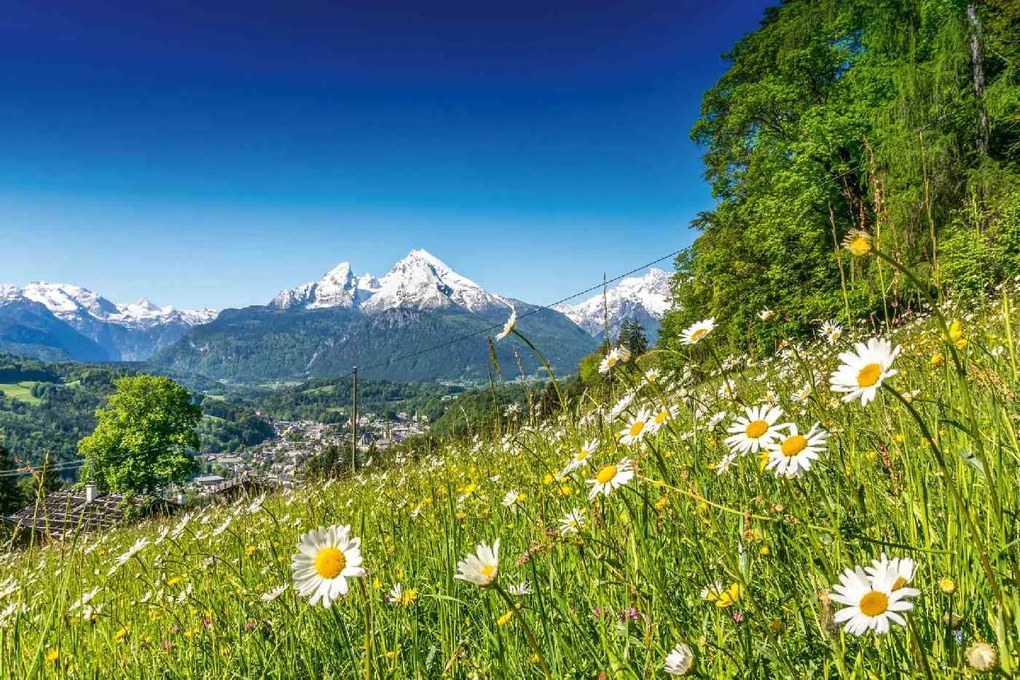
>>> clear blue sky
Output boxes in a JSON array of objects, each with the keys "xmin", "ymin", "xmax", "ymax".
[{"xmin": 0, "ymin": 0, "xmax": 773, "ymax": 310}]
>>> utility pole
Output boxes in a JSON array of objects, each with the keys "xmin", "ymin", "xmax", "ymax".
[{"xmin": 351, "ymin": 366, "xmax": 359, "ymax": 473}]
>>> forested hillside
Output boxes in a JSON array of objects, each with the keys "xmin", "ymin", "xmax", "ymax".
[{"xmin": 660, "ymin": 0, "xmax": 1020, "ymax": 355}]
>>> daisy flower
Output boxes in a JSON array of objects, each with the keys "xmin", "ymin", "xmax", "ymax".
[
  {"xmin": 819, "ymin": 320, "xmax": 843, "ymax": 345},
  {"xmin": 507, "ymin": 582, "xmax": 532, "ymax": 596},
  {"xmin": 866, "ymin": 553, "xmax": 916, "ymax": 591},
  {"xmin": 647, "ymin": 405, "xmax": 679, "ymax": 435},
  {"xmin": 599, "ymin": 348, "xmax": 622, "ymax": 374},
  {"xmin": 715, "ymin": 452, "xmax": 738, "ymax": 475},
  {"xmin": 680, "ymin": 318, "xmax": 716, "ymax": 345},
  {"xmin": 724, "ymin": 405, "xmax": 787, "ymax": 455},
  {"xmin": 718, "ymin": 379, "xmax": 737, "ymax": 399},
  {"xmin": 558, "ymin": 509, "xmax": 585, "ymax": 535},
  {"xmin": 455, "ymin": 539, "xmax": 500, "ymax": 587},
  {"xmin": 830, "ymin": 561, "xmax": 919, "ymax": 635},
  {"xmin": 587, "ymin": 459, "xmax": 635, "ymax": 499},
  {"xmin": 764, "ymin": 422, "xmax": 828, "ymax": 477},
  {"xmin": 757, "ymin": 309, "xmax": 775, "ymax": 321},
  {"xmin": 495, "ymin": 307, "xmax": 516, "ymax": 341},
  {"xmin": 829, "ymin": 338, "xmax": 901, "ymax": 405},
  {"xmin": 619, "ymin": 408, "xmax": 652, "ymax": 445},
  {"xmin": 644, "ymin": 368, "xmax": 660, "ymax": 383},
  {"xmin": 663, "ymin": 642, "xmax": 695, "ymax": 676},
  {"xmin": 502, "ymin": 490, "xmax": 523, "ymax": 508},
  {"xmin": 291, "ymin": 525, "xmax": 366, "ymax": 607},
  {"xmin": 563, "ymin": 439, "xmax": 598, "ymax": 474}
]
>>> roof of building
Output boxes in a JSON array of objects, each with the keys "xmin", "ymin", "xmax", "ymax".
[{"xmin": 4, "ymin": 490, "xmax": 176, "ymax": 540}]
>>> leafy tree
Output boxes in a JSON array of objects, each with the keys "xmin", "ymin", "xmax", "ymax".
[
  {"xmin": 79, "ymin": 375, "xmax": 201, "ymax": 494},
  {"xmin": 15, "ymin": 454, "xmax": 62, "ymax": 506},
  {"xmin": 0, "ymin": 443, "xmax": 24, "ymax": 514}
]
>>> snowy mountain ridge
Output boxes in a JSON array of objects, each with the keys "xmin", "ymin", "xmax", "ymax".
[{"xmin": 554, "ymin": 268, "xmax": 672, "ymax": 340}]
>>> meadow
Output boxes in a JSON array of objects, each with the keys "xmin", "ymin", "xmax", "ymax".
[
  {"xmin": 0, "ymin": 382, "xmax": 41, "ymax": 406},
  {"xmin": 2, "ymin": 260, "xmax": 1019, "ymax": 677}
]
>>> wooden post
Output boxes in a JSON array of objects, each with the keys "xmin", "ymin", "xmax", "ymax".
[{"xmin": 351, "ymin": 366, "xmax": 359, "ymax": 473}]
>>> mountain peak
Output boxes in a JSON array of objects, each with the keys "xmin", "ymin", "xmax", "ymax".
[{"xmin": 554, "ymin": 267, "xmax": 672, "ymax": 340}]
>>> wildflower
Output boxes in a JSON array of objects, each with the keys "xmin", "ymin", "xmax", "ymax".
[
  {"xmin": 647, "ymin": 405, "xmax": 678, "ymax": 434},
  {"xmin": 680, "ymin": 318, "xmax": 715, "ymax": 345},
  {"xmin": 587, "ymin": 459, "xmax": 635, "ymax": 499},
  {"xmin": 725, "ymin": 405, "xmax": 787, "ymax": 455},
  {"xmin": 455, "ymin": 539, "xmax": 499, "ymax": 587},
  {"xmin": 948, "ymin": 320, "xmax": 967, "ymax": 349},
  {"xmin": 619, "ymin": 408, "xmax": 652, "ymax": 445},
  {"xmin": 501, "ymin": 491, "xmax": 523, "ymax": 509},
  {"xmin": 701, "ymin": 582, "xmax": 740, "ymax": 608},
  {"xmin": 717, "ymin": 379, "xmax": 737, "ymax": 399},
  {"xmin": 791, "ymin": 382, "xmax": 812, "ymax": 403},
  {"xmin": 110, "ymin": 537, "xmax": 150, "ymax": 574},
  {"xmin": 599, "ymin": 348, "xmax": 622, "ymax": 374},
  {"xmin": 608, "ymin": 392, "xmax": 635, "ymax": 420},
  {"xmin": 507, "ymin": 582, "xmax": 532, "ymax": 596},
  {"xmin": 644, "ymin": 368, "xmax": 660, "ymax": 383},
  {"xmin": 930, "ymin": 352, "xmax": 945, "ymax": 367},
  {"xmin": 558, "ymin": 509, "xmax": 585, "ymax": 535},
  {"xmin": 757, "ymin": 309, "xmax": 775, "ymax": 322},
  {"xmin": 260, "ymin": 585, "xmax": 288, "ymax": 602},
  {"xmin": 563, "ymin": 439, "xmax": 598, "ymax": 474},
  {"xmin": 495, "ymin": 307, "xmax": 516, "ymax": 341},
  {"xmin": 291, "ymin": 525, "xmax": 367, "ymax": 607},
  {"xmin": 46, "ymin": 649, "xmax": 59, "ymax": 664},
  {"xmin": 764, "ymin": 423, "xmax": 828, "ymax": 478},
  {"xmin": 965, "ymin": 642, "xmax": 998, "ymax": 673},
  {"xmin": 715, "ymin": 453, "xmax": 738, "ymax": 475},
  {"xmin": 939, "ymin": 577, "xmax": 957, "ymax": 595},
  {"xmin": 866, "ymin": 553, "xmax": 916, "ymax": 591},
  {"xmin": 829, "ymin": 338, "xmax": 901, "ymax": 405},
  {"xmin": 496, "ymin": 610, "xmax": 515, "ymax": 626},
  {"xmin": 843, "ymin": 229, "xmax": 873, "ymax": 256},
  {"xmin": 385, "ymin": 584, "xmax": 418, "ymax": 607},
  {"xmin": 830, "ymin": 561, "xmax": 919, "ymax": 635},
  {"xmin": 819, "ymin": 320, "xmax": 843, "ymax": 345}
]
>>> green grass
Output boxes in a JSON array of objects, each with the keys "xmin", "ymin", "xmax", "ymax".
[
  {"xmin": 0, "ymin": 381, "xmax": 41, "ymax": 405},
  {"xmin": 2, "ymin": 289, "xmax": 1019, "ymax": 677}
]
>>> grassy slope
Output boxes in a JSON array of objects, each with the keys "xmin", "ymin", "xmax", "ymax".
[
  {"xmin": 2, "ymin": 292, "xmax": 1019, "ymax": 677},
  {"xmin": 0, "ymin": 381, "xmax": 41, "ymax": 405}
]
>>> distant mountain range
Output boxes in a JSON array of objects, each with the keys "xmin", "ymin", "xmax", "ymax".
[
  {"xmin": 0, "ymin": 283, "xmax": 216, "ymax": 362},
  {"xmin": 0, "ymin": 251, "xmax": 674, "ymax": 382},
  {"xmin": 554, "ymin": 268, "xmax": 672, "ymax": 341}
]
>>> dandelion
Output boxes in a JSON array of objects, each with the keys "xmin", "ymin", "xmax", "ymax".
[
  {"xmin": 819, "ymin": 320, "xmax": 843, "ymax": 345},
  {"xmin": 843, "ymin": 229, "xmax": 873, "ymax": 256},
  {"xmin": 829, "ymin": 338, "xmax": 901, "ymax": 405},
  {"xmin": 291, "ymin": 525, "xmax": 367, "ymax": 607},
  {"xmin": 619, "ymin": 408, "xmax": 652, "ymax": 445},
  {"xmin": 764, "ymin": 423, "xmax": 828, "ymax": 478},
  {"xmin": 495, "ymin": 307, "xmax": 516, "ymax": 341},
  {"xmin": 701, "ymin": 582, "xmax": 740, "ymax": 608},
  {"xmin": 830, "ymin": 561, "xmax": 919, "ymax": 635},
  {"xmin": 680, "ymin": 318, "xmax": 715, "ymax": 345},
  {"xmin": 587, "ymin": 459, "xmax": 635, "ymax": 499},
  {"xmin": 725, "ymin": 405, "xmax": 787, "ymax": 455},
  {"xmin": 558, "ymin": 509, "xmax": 585, "ymax": 535},
  {"xmin": 599, "ymin": 348, "xmax": 622, "ymax": 374},
  {"xmin": 455, "ymin": 539, "xmax": 500, "ymax": 587}
]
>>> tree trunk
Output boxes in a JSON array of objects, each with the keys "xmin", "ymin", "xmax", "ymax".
[{"xmin": 967, "ymin": 3, "xmax": 990, "ymax": 157}]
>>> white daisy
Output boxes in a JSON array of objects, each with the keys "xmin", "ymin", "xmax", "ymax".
[
  {"xmin": 819, "ymin": 321, "xmax": 843, "ymax": 345},
  {"xmin": 646, "ymin": 405, "xmax": 679, "ymax": 435},
  {"xmin": 619, "ymin": 408, "xmax": 652, "ymax": 445},
  {"xmin": 495, "ymin": 307, "xmax": 516, "ymax": 341},
  {"xmin": 502, "ymin": 490, "xmax": 523, "ymax": 508},
  {"xmin": 587, "ymin": 459, "xmax": 635, "ymax": 499},
  {"xmin": 715, "ymin": 452, "xmax": 738, "ymax": 475},
  {"xmin": 507, "ymin": 581, "xmax": 532, "ymax": 596},
  {"xmin": 829, "ymin": 338, "xmax": 901, "ymax": 405},
  {"xmin": 599, "ymin": 348, "xmax": 622, "ymax": 374},
  {"xmin": 455, "ymin": 539, "xmax": 500, "ymax": 588},
  {"xmin": 724, "ymin": 405, "xmax": 787, "ymax": 455},
  {"xmin": 717, "ymin": 378, "xmax": 737, "ymax": 399},
  {"xmin": 830, "ymin": 561, "xmax": 918, "ymax": 635},
  {"xmin": 563, "ymin": 439, "xmax": 598, "ymax": 474},
  {"xmin": 764, "ymin": 422, "xmax": 828, "ymax": 478},
  {"xmin": 608, "ymin": 392, "xmax": 635, "ymax": 420},
  {"xmin": 291, "ymin": 525, "xmax": 367, "ymax": 607},
  {"xmin": 663, "ymin": 642, "xmax": 695, "ymax": 676},
  {"xmin": 757, "ymin": 309, "xmax": 775, "ymax": 321},
  {"xmin": 866, "ymin": 553, "xmax": 917, "ymax": 591},
  {"xmin": 558, "ymin": 508, "xmax": 585, "ymax": 535},
  {"xmin": 644, "ymin": 368, "xmax": 661, "ymax": 383},
  {"xmin": 680, "ymin": 318, "xmax": 716, "ymax": 345}
]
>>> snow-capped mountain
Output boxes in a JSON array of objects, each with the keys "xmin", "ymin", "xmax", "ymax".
[
  {"xmin": 270, "ymin": 249, "xmax": 510, "ymax": 314},
  {"xmin": 0, "ymin": 282, "xmax": 217, "ymax": 361},
  {"xmin": 554, "ymin": 268, "xmax": 672, "ymax": 341}
]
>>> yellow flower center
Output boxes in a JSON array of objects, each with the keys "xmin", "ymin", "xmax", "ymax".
[
  {"xmin": 480, "ymin": 564, "xmax": 496, "ymax": 579},
  {"xmin": 690, "ymin": 328, "xmax": 708, "ymax": 342},
  {"xmin": 576, "ymin": 450, "xmax": 589, "ymax": 461},
  {"xmin": 781, "ymin": 435, "xmax": 807, "ymax": 457},
  {"xmin": 596, "ymin": 465, "xmax": 618, "ymax": 484},
  {"xmin": 858, "ymin": 590, "xmax": 889, "ymax": 617},
  {"xmin": 655, "ymin": 410, "xmax": 669, "ymax": 425},
  {"xmin": 857, "ymin": 363, "xmax": 881, "ymax": 388},
  {"xmin": 607, "ymin": 356, "xmax": 618, "ymax": 367},
  {"xmin": 628, "ymin": 421, "xmax": 645, "ymax": 437},
  {"xmin": 314, "ymin": 547, "xmax": 347, "ymax": 579},
  {"xmin": 745, "ymin": 420, "xmax": 768, "ymax": 438},
  {"xmin": 847, "ymin": 234, "xmax": 872, "ymax": 256}
]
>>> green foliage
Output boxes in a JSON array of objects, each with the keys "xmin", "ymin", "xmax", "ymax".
[
  {"xmin": 78, "ymin": 375, "xmax": 202, "ymax": 493},
  {"xmin": 617, "ymin": 319, "xmax": 649, "ymax": 357},
  {"xmin": 660, "ymin": 0, "xmax": 1020, "ymax": 355},
  {"xmin": 0, "ymin": 443, "xmax": 24, "ymax": 514}
]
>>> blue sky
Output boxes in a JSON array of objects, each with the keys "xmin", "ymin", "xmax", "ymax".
[{"xmin": 0, "ymin": 0, "xmax": 773, "ymax": 310}]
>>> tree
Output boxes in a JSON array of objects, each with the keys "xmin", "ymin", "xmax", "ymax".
[
  {"xmin": 79, "ymin": 375, "xmax": 201, "ymax": 494},
  {"xmin": 0, "ymin": 443, "xmax": 24, "ymax": 514},
  {"xmin": 617, "ymin": 320, "xmax": 649, "ymax": 357},
  {"xmin": 15, "ymin": 453, "xmax": 62, "ymax": 505}
]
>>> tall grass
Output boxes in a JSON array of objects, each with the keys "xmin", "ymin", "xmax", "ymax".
[{"xmin": 1, "ymin": 282, "xmax": 1018, "ymax": 677}]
